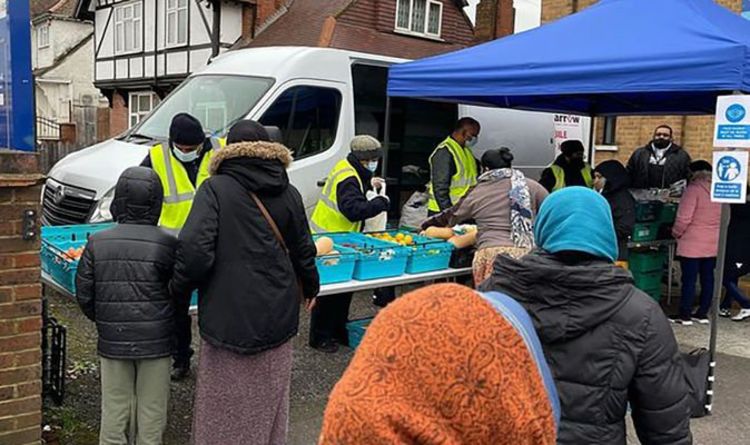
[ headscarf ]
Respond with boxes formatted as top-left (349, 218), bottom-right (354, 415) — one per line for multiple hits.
top-left (478, 168), bottom-right (535, 248)
top-left (534, 187), bottom-right (618, 262)
top-left (319, 284), bottom-right (557, 445)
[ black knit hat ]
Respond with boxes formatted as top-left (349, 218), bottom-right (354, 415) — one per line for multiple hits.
top-left (560, 139), bottom-right (585, 156)
top-left (226, 120), bottom-right (270, 144)
top-left (690, 160), bottom-right (712, 173)
top-left (169, 113), bottom-right (205, 146)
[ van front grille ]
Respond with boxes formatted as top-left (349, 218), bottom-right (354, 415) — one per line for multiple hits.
top-left (42, 180), bottom-right (96, 225)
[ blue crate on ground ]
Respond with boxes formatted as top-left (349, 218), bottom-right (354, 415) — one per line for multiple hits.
top-left (313, 240), bottom-right (358, 285)
top-left (41, 224), bottom-right (115, 295)
top-left (346, 317), bottom-right (373, 350)
top-left (326, 233), bottom-right (409, 281)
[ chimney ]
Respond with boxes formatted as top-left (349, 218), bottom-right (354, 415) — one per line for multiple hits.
top-left (475, 0), bottom-right (515, 43)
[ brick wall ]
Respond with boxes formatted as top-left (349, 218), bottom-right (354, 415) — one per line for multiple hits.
top-left (0, 152), bottom-right (43, 445)
top-left (541, 0), bottom-right (744, 166)
top-left (109, 91), bottom-right (128, 139)
top-left (475, 0), bottom-right (515, 42)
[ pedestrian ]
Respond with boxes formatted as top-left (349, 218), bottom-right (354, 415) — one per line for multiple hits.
top-left (75, 167), bottom-right (176, 445)
top-left (140, 112), bottom-right (223, 380)
top-left (480, 187), bottom-right (693, 445)
top-left (426, 117), bottom-right (480, 215)
top-left (169, 120), bottom-right (319, 445)
top-left (593, 160), bottom-right (636, 261)
top-left (319, 283), bottom-right (559, 445)
top-left (626, 124), bottom-right (692, 190)
top-left (309, 135), bottom-right (390, 353)
top-left (671, 160), bottom-right (721, 326)
top-left (422, 147), bottom-right (548, 284)
top-left (539, 139), bottom-right (593, 192)
top-left (720, 190), bottom-right (750, 321)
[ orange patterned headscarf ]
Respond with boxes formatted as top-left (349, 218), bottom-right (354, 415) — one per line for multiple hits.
top-left (319, 283), bottom-right (556, 445)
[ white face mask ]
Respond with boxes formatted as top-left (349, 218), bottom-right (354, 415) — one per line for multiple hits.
top-left (366, 160), bottom-right (379, 173)
top-left (465, 137), bottom-right (478, 148)
top-left (173, 146), bottom-right (200, 163)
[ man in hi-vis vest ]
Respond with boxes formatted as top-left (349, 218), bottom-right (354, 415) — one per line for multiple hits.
top-left (140, 113), bottom-right (219, 380)
top-left (539, 139), bottom-right (593, 193)
top-left (427, 118), bottom-right (481, 216)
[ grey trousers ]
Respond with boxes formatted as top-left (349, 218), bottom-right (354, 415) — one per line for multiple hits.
top-left (99, 356), bottom-right (171, 445)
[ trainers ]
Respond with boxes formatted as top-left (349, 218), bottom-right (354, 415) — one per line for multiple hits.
top-left (691, 314), bottom-right (710, 325)
top-left (719, 308), bottom-right (732, 318)
top-left (310, 339), bottom-right (339, 354)
top-left (171, 364), bottom-right (190, 381)
top-left (669, 315), bottom-right (693, 326)
top-left (731, 309), bottom-right (750, 322)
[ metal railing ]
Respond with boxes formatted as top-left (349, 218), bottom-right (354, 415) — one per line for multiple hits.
top-left (37, 116), bottom-right (61, 140)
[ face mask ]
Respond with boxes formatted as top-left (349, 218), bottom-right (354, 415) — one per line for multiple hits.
top-left (465, 137), bottom-right (478, 148)
top-left (653, 139), bottom-right (671, 150)
top-left (366, 160), bottom-right (379, 173)
top-left (173, 147), bottom-right (200, 163)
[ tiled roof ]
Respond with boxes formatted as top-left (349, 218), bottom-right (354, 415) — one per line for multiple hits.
top-left (31, 0), bottom-right (78, 18)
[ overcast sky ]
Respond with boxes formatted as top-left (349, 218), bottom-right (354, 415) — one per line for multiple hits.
top-left (464, 0), bottom-right (542, 33)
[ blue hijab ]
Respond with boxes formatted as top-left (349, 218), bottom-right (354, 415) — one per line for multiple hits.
top-left (534, 187), bottom-right (618, 262)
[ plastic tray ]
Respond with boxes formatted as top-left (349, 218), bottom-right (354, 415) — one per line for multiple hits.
top-left (632, 270), bottom-right (662, 292)
top-left (628, 250), bottom-right (666, 274)
top-left (313, 238), bottom-right (358, 285)
top-left (635, 201), bottom-right (663, 222)
top-left (346, 317), bottom-right (373, 350)
top-left (365, 230), bottom-right (454, 274)
top-left (631, 222), bottom-right (659, 242)
top-left (326, 233), bottom-right (409, 281)
top-left (659, 203), bottom-right (678, 224)
top-left (41, 224), bottom-right (115, 295)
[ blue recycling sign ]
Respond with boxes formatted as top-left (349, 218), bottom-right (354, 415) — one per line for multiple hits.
top-left (712, 151), bottom-right (749, 203)
top-left (716, 96), bottom-right (750, 148)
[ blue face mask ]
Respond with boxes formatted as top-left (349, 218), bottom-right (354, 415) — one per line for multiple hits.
top-left (465, 136), bottom-right (478, 148)
top-left (173, 146), bottom-right (200, 163)
top-left (366, 160), bottom-right (379, 173)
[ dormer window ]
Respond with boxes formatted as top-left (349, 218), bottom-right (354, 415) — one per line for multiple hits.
top-left (395, 0), bottom-right (443, 39)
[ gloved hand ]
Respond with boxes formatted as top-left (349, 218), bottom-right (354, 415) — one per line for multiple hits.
top-left (371, 177), bottom-right (386, 191)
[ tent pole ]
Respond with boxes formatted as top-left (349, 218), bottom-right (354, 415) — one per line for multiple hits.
top-left (587, 115), bottom-right (596, 165)
top-left (383, 96), bottom-right (392, 179)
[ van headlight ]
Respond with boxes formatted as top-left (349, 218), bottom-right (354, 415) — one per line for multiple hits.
top-left (89, 188), bottom-right (115, 223)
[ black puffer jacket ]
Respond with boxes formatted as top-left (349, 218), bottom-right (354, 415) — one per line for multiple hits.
top-left (480, 253), bottom-right (692, 445)
top-left (169, 141), bottom-right (319, 355)
top-left (595, 161), bottom-right (636, 260)
top-left (627, 143), bottom-right (691, 189)
top-left (76, 167), bottom-right (177, 360)
top-left (336, 153), bottom-right (389, 224)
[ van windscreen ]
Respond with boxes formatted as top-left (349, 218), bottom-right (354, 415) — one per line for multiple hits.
top-left (130, 75), bottom-right (274, 140)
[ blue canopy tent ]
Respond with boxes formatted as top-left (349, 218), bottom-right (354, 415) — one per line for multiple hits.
top-left (386, 0), bottom-right (750, 415)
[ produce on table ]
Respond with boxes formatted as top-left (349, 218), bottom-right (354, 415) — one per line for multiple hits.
top-left (447, 231), bottom-right (477, 249)
top-left (315, 236), bottom-right (334, 256)
top-left (422, 227), bottom-right (454, 240)
top-left (368, 232), bottom-right (415, 246)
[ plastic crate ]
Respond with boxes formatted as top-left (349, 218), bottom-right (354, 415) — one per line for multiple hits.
top-left (365, 230), bottom-right (454, 274)
top-left (659, 203), bottom-right (678, 224)
top-left (631, 222), bottom-right (659, 242)
top-left (635, 201), bottom-right (663, 222)
top-left (632, 270), bottom-right (661, 291)
top-left (41, 224), bottom-right (115, 295)
top-left (628, 250), bottom-right (666, 274)
top-left (313, 239), bottom-right (358, 285)
top-left (639, 285), bottom-right (662, 302)
top-left (326, 233), bottom-right (409, 281)
top-left (346, 317), bottom-right (373, 350)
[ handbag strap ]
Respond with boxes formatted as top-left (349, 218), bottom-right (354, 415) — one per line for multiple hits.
top-left (249, 191), bottom-right (289, 254)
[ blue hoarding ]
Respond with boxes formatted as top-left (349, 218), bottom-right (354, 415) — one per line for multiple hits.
top-left (0, 1), bottom-right (35, 151)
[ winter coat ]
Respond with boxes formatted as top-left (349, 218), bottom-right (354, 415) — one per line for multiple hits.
top-left (480, 252), bottom-right (692, 445)
top-left (336, 153), bottom-right (389, 225)
top-left (539, 155), bottom-right (591, 193)
top-left (627, 143), bottom-right (691, 189)
top-left (672, 175), bottom-right (721, 258)
top-left (595, 161), bottom-right (636, 260)
top-left (169, 141), bottom-right (319, 355)
top-left (725, 194), bottom-right (750, 279)
top-left (75, 167), bottom-right (177, 360)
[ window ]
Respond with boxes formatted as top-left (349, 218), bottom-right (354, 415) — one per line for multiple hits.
top-left (395, 0), bottom-right (443, 38)
top-left (38, 24), bottom-right (50, 49)
top-left (602, 116), bottom-right (617, 145)
top-left (129, 92), bottom-right (159, 128)
top-left (114, 2), bottom-right (142, 54)
top-left (259, 86), bottom-right (342, 159)
top-left (166, 0), bottom-right (189, 46)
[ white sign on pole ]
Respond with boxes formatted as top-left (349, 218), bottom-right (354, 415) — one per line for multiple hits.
top-left (714, 95), bottom-right (750, 148)
top-left (553, 114), bottom-right (585, 154)
top-left (711, 151), bottom-right (748, 203)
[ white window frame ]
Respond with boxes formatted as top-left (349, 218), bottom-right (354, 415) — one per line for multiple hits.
top-left (128, 91), bottom-right (158, 128)
top-left (114, 2), bottom-right (143, 55)
top-left (166, 0), bottom-right (189, 47)
top-left (38, 23), bottom-right (50, 49)
top-left (394, 0), bottom-right (443, 39)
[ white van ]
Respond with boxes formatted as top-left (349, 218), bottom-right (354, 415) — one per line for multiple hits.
top-left (42, 46), bottom-right (584, 225)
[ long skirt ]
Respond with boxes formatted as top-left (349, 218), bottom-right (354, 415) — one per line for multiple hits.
top-left (192, 339), bottom-right (293, 445)
top-left (472, 245), bottom-right (531, 285)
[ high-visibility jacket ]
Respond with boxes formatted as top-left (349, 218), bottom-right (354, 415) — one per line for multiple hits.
top-left (427, 137), bottom-right (478, 212)
top-left (309, 158), bottom-right (364, 234)
top-left (149, 138), bottom-right (224, 235)
top-left (550, 164), bottom-right (594, 192)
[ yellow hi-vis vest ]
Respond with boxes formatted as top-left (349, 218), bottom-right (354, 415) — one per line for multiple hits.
top-left (309, 159), bottom-right (364, 234)
top-left (550, 164), bottom-right (594, 192)
top-left (427, 137), bottom-right (478, 212)
top-left (149, 138), bottom-right (223, 235)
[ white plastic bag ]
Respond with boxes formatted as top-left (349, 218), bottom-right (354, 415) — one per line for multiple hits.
top-left (364, 183), bottom-right (388, 232)
top-left (399, 191), bottom-right (429, 230)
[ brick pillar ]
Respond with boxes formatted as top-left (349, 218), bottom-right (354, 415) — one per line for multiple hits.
top-left (475, 0), bottom-right (515, 42)
top-left (0, 151), bottom-right (43, 445)
top-left (109, 91), bottom-right (129, 138)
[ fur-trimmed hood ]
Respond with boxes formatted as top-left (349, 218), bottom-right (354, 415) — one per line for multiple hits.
top-left (209, 141), bottom-right (293, 175)
top-left (210, 141), bottom-right (293, 196)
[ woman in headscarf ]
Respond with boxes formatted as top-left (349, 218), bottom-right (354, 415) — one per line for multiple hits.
top-left (481, 187), bottom-right (692, 445)
top-left (422, 147), bottom-right (548, 284)
top-left (593, 160), bottom-right (635, 261)
top-left (319, 283), bottom-right (559, 445)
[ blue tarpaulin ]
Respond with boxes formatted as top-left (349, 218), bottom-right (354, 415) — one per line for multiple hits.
top-left (387, 0), bottom-right (750, 116)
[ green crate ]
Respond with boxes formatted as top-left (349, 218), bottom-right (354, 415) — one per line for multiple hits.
top-left (632, 270), bottom-right (661, 291)
top-left (659, 203), bottom-right (678, 224)
top-left (631, 222), bottom-right (659, 242)
top-left (641, 286), bottom-right (662, 302)
top-left (628, 251), bottom-right (666, 273)
top-left (635, 201), bottom-right (663, 222)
